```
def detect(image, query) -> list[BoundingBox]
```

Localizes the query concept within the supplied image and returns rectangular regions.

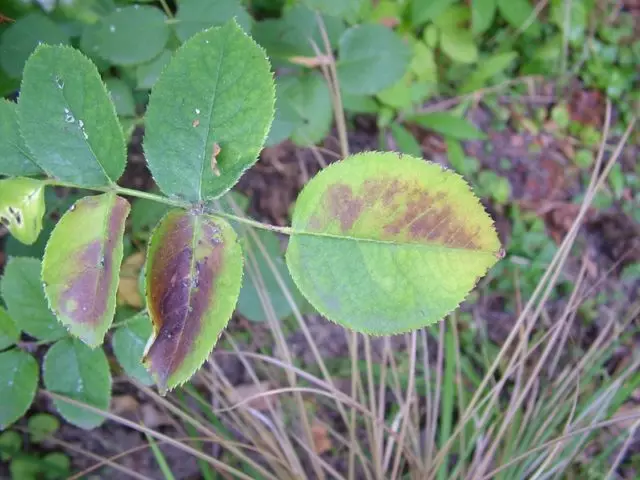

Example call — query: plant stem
[158,0,173,18]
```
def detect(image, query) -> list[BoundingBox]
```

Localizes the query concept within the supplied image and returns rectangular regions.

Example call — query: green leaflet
[337,24,412,95]
[411,112,487,140]
[18,45,126,187]
[43,338,112,429]
[286,152,502,335]
[42,193,130,347]
[0,12,70,78]
[174,0,252,42]
[0,349,39,429]
[112,312,154,385]
[0,307,20,350]
[0,258,67,342]
[0,177,46,246]
[92,5,170,66]
[144,22,275,202]
[144,210,243,393]
[0,100,41,177]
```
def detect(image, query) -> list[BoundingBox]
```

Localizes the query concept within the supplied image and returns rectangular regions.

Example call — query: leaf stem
[158,0,173,18]
[208,210,294,235]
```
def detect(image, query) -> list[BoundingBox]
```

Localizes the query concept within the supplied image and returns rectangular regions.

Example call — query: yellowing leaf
[42,193,130,347]
[286,152,502,335]
[0,177,46,245]
[144,210,243,394]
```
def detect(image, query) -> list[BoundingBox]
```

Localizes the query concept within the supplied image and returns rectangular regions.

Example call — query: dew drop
[110,25,116,33]
[188,306,194,313]
[78,120,84,128]
[54,76,64,89]
[42,282,48,289]
[134,4,139,8]
[70,204,76,211]
[64,110,75,123]
[205,40,209,44]
[82,130,89,140]
[116,7,121,12]
[195,108,200,114]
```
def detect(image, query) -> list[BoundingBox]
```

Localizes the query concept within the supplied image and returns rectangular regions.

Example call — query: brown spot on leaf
[58,197,129,325]
[144,213,225,390]
[326,184,363,231]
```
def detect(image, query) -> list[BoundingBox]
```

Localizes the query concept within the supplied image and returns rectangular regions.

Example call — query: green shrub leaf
[43,338,111,429]
[472,0,497,34]
[136,50,172,90]
[273,74,333,146]
[440,29,478,64]
[0,349,38,429]
[411,0,457,27]
[389,123,422,157]
[174,0,252,42]
[286,152,502,335]
[112,312,154,385]
[18,45,126,187]
[93,5,170,66]
[0,307,20,351]
[42,193,130,348]
[459,51,517,93]
[337,24,411,95]
[0,101,41,176]
[238,229,303,322]
[0,177,46,246]
[1,258,67,341]
[411,112,487,140]
[497,0,540,36]
[0,431,22,461]
[27,413,60,443]
[144,210,243,393]
[0,13,70,78]
[105,78,136,117]
[144,22,275,203]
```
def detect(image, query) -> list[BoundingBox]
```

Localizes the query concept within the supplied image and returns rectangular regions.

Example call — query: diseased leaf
[42,193,129,348]
[93,5,170,66]
[112,312,154,385]
[411,112,486,140]
[0,349,38,429]
[0,13,70,78]
[286,152,502,335]
[0,101,42,177]
[43,338,111,429]
[144,210,243,393]
[0,307,20,351]
[337,24,411,95]
[0,177,46,246]
[0,258,67,341]
[144,22,274,202]
[238,229,304,322]
[18,45,126,187]
[174,0,252,42]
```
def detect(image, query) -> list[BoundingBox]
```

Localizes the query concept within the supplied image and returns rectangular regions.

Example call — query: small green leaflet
[0,101,41,177]
[411,112,487,140]
[43,338,112,429]
[0,307,20,350]
[144,210,243,393]
[1,257,67,342]
[286,152,502,335]
[112,312,154,385]
[42,193,130,347]
[18,45,126,187]
[0,349,39,429]
[144,21,275,202]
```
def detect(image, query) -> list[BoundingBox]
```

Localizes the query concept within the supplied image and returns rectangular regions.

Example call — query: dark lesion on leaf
[326,184,364,231]
[145,214,225,390]
[58,197,129,327]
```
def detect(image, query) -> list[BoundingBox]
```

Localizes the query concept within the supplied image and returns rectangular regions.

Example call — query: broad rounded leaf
[238,229,303,322]
[0,307,20,350]
[18,45,126,187]
[144,210,243,393]
[0,101,41,177]
[411,112,486,140]
[271,74,333,146]
[105,78,136,117]
[286,152,502,335]
[440,29,478,64]
[94,5,170,66]
[43,338,111,429]
[337,24,411,95]
[0,13,70,78]
[144,22,275,202]
[0,258,67,341]
[112,312,154,385]
[174,0,252,42]
[0,177,46,245]
[0,349,38,429]
[42,193,130,347]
